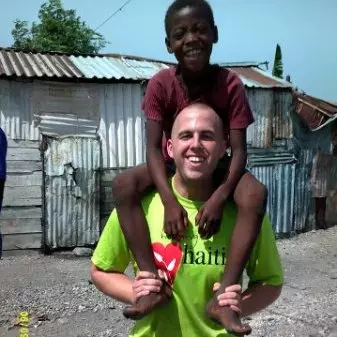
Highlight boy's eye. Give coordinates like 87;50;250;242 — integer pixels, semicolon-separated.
172;29;185;40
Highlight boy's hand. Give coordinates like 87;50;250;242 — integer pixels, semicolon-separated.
196;193;226;239
213;283;243;315
164;199;188;241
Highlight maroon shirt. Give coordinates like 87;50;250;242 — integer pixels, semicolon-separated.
142;65;254;159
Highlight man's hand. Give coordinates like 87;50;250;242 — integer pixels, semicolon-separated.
132;271;163;303
196;192;226;239
164;199;188;241
213;283;243;315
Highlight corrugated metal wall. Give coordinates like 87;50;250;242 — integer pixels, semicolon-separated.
248;154;296;236
246;89;293;149
99;83;146;168
0;80;39;140
293;149;314;232
43;137;100;249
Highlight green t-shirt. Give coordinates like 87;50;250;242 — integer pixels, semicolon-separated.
92;179;283;337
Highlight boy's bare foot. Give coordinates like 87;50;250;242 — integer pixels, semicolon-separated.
206;298;251;336
123;282;172;320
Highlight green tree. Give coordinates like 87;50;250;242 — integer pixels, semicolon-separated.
11;0;107;54
272;44;283;79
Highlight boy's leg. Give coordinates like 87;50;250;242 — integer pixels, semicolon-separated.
112;164;171;319
206;172;267;335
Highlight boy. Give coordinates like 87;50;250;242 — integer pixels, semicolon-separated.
112;0;267;334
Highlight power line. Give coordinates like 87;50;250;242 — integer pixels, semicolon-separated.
95;0;133;31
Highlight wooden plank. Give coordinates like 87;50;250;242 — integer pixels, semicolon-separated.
0;218;42;235
7;161;42;173
7;139;40;149
3;186;42;207
7;148;41;161
6;172;42;187
2;233;42;250
0;207;42;219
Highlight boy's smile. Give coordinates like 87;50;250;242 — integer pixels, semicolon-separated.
165;6;218;74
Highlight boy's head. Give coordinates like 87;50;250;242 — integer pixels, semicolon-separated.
167;103;226;185
164;0;218;73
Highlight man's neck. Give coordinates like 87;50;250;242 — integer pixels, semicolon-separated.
172;175;214;202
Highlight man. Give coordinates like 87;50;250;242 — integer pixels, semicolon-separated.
0;127;7;259
91;103;283;337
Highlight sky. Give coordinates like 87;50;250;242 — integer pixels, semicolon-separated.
1;0;336;101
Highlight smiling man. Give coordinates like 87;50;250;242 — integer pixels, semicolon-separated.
91;103;283;337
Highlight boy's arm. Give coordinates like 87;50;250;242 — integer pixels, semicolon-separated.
146;120;175;204
213;128;247;201
241;283;282;317
146;120;188;239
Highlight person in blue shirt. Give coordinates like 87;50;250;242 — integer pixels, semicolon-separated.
0;128;7;258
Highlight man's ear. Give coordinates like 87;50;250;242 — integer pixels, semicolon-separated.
213;25;218;44
219;140;227;158
167;139;174;159
165;37;173;54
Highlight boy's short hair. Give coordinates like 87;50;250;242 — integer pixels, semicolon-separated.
165;0;215;36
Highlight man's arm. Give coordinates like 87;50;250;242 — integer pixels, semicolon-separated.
241;283;282;317
90;264;134;304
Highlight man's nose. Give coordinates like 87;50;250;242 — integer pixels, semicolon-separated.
190;135;201;148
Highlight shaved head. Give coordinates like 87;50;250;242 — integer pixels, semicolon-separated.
171;103;224;139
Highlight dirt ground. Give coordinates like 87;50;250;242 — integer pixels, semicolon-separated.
1;227;337;337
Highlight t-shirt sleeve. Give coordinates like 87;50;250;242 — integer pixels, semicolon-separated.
0;129;7;180
246;215;284;287
227;72;255;129
141;74;166;122
91;210;131;272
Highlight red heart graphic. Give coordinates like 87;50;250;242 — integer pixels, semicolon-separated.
152;242;183;285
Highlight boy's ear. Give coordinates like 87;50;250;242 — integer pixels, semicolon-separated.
165;37;173;54
213;25;218;44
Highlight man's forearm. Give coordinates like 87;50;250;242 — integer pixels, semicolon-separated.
241;283;282;318
147;148;175;203
90;265;134;304
215;151;247;200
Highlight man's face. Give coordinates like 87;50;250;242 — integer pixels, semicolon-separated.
167;104;226;183
165;6;217;73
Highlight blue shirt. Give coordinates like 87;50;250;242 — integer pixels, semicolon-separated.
0;128;7;180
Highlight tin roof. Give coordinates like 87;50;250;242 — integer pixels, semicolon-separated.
0;48;292;88
294;92;337;131
0;48;171;81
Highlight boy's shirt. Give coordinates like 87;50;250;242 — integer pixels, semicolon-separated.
142;65;254;159
92;179;283;337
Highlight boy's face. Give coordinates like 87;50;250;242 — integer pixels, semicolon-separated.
165;6;218;73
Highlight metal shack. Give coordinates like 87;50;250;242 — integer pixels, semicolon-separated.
0;48;170;251
0;48;322;252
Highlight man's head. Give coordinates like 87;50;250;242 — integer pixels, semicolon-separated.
164;0;218;73
167;103;226;187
